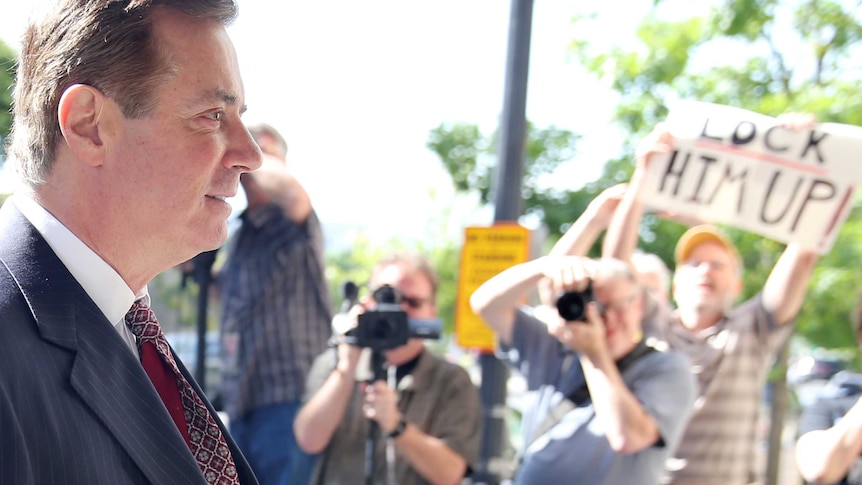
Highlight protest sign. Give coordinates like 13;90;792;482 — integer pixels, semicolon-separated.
639;101;862;253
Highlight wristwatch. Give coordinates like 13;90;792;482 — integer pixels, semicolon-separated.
387;416;408;439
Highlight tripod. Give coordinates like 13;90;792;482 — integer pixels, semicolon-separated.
364;349;388;485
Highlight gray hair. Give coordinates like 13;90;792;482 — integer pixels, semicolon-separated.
592;257;640;290
632;250;670;296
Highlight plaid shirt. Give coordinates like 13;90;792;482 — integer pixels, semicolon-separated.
218;203;333;419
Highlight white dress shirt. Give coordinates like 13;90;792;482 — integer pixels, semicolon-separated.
13;192;141;355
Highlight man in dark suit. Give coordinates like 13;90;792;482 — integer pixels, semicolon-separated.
0;1;262;484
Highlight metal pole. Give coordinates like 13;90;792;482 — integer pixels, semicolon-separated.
192;249;218;392
493;0;533;223
765;340;792;485
474;0;534;483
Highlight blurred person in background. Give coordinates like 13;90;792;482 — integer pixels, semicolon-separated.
544;183;673;335
471;256;696;485
795;290;862;485
218;122;332;485
631;250;671;304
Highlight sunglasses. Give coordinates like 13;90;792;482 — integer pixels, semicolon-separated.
370;285;432;309
400;295;431;309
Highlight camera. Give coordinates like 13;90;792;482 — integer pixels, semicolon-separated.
555;283;601;322
352;284;442;351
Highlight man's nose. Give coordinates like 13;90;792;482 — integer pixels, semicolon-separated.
226;124;263;173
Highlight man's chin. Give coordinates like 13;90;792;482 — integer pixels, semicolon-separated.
195;226;229;254
679;299;717;316
682;289;716;305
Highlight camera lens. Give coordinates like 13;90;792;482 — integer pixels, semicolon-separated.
556;292;588;322
371;315;398;340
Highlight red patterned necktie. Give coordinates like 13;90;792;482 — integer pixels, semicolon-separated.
126;300;240;485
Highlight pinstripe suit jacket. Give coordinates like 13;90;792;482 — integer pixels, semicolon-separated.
0;201;258;485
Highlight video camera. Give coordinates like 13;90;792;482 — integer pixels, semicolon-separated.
555;281;603;322
351;284;442;351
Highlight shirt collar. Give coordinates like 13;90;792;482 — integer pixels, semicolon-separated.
397;348;430;392
12;193;141;326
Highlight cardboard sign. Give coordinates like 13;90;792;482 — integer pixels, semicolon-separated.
455;224;530;352
640;101;862;253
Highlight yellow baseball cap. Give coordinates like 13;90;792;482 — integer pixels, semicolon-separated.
674;224;742;268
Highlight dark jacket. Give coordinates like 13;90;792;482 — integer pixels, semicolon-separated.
0;200;258;485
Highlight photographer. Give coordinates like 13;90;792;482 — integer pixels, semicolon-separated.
293;252;481;485
470;256;696;485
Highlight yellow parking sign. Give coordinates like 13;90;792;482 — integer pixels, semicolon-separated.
455;224;531;352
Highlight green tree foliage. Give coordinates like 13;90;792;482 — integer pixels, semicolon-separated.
2;38;17;201
0;38;15;156
426;122;579;208
568;0;862;352
426;121;596;244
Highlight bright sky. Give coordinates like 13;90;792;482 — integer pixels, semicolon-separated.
0;1;639;244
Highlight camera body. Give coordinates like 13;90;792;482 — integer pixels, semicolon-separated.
354;284;442;351
555;283;602;322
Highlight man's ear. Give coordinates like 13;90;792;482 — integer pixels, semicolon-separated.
57;84;113;167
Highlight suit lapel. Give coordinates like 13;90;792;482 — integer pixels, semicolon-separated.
0;201;208;485
70;309;208;485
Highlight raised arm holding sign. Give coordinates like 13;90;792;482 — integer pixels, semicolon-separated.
638;101;861;253
602;103;824;485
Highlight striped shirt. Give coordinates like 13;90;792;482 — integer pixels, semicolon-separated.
647;293;793;485
218;203;333;419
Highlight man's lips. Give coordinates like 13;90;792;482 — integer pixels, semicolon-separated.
206;190;237;201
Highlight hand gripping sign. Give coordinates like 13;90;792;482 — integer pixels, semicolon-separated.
639;101;862;253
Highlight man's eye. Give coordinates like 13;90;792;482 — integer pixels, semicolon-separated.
206;111;223;122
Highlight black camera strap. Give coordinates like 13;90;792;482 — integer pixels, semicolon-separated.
525;340;655;450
